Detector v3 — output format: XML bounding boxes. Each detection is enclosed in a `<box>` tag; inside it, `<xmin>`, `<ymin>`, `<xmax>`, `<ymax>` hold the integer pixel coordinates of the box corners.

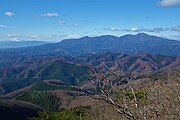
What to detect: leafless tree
<box><xmin>79</xmin><ymin>61</ymin><xmax>180</xmax><ymax>120</ymax></box>
<box><xmin>86</xmin><ymin>62</ymin><xmax>150</xmax><ymax>120</ymax></box>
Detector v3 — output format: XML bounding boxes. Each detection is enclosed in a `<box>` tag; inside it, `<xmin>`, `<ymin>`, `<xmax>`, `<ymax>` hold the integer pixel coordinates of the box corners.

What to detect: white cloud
<box><xmin>103</xmin><ymin>27</ymin><xmax>120</xmax><ymax>31</ymax></box>
<box><xmin>122</xmin><ymin>27</ymin><xmax>168</xmax><ymax>33</ymax></box>
<box><xmin>7</xmin><ymin>34</ymin><xmax>21</xmax><ymax>37</ymax></box>
<box><xmin>131</xmin><ymin>28</ymin><xmax>140</xmax><ymax>32</ymax></box>
<box><xmin>4</xmin><ymin>12</ymin><xmax>15</xmax><ymax>17</ymax></box>
<box><xmin>73</xmin><ymin>24</ymin><xmax>79</xmax><ymax>27</ymax></box>
<box><xmin>58</xmin><ymin>20</ymin><xmax>65</xmax><ymax>24</ymax></box>
<box><xmin>171</xmin><ymin>26</ymin><xmax>180</xmax><ymax>31</ymax></box>
<box><xmin>0</xmin><ymin>25</ymin><xmax>14</xmax><ymax>29</ymax></box>
<box><xmin>41</xmin><ymin>12</ymin><xmax>59</xmax><ymax>17</ymax></box>
<box><xmin>159</xmin><ymin>0</ymin><xmax>180</xmax><ymax>7</ymax></box>
<box><xmin>4</xmin><ymin>34</ymin><xmax>21</xmax><ymax>41</ymax></box>
<box><xmin>38</xmin><ymin>34</ymin><xmax>83</xmax><ymax>41</ymax></box>
<box><xmin>70</xmin><ymin>24</ymin><xmax>79</xmax><ymax>27</ymax></box>
<box><xmin>63</xmin><ymin>34</ymin><xmax>82</xmax><ymax>39</ymax></box>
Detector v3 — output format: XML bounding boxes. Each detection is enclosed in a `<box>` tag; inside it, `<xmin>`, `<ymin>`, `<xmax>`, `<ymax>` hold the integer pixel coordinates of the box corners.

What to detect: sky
<box><xmin>0</xmin><ymin>0</ymin><xmax>180</xmax><ymax>42</ymax></box>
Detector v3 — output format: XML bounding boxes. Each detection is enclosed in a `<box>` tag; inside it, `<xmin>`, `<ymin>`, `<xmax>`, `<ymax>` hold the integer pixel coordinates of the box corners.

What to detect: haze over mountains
<box><xmin>1</xmin><ymin>33</ymin><xmax>179</xmax><ymax>56</ymax></box>
<box><xmin>0</xmin><ymin>41</ymin><xmax>48</xmax><ymax>49</ymax></box>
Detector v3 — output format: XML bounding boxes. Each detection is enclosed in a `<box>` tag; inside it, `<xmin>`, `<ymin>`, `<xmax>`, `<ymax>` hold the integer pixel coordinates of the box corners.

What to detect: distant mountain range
<box><xmin>1</xmin><ymin>33</ymin><xmax>180</xmax><ymax>56</ymax></box>
<box><xmin>0</xmin><ymin>41</ymin><xmax>48</xmax><ymax>49</ymax></box>
<box><xmin>53</xmin><ymin>33</ymin><xmax>180</xmax><ymax>56</ymax></box>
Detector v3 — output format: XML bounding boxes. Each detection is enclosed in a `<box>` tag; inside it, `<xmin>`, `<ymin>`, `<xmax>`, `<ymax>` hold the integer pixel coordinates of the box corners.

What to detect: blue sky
<box><xmin>0</xmin><ymin>0</ymin><xmax>180</xmax><ymax>41</ymax></box>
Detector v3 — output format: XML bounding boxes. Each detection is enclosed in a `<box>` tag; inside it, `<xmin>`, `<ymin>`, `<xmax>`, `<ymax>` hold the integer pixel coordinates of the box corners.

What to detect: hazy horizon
<box><xmin>0</xmin><ymin>33</ymin><xmax>180</xmax><ymax>43</ymax></box>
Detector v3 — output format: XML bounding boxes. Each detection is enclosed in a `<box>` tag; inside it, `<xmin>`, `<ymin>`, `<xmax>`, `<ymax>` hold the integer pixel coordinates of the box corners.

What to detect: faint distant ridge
<box><xmin>0</xmin><ymin>41</ymin><xmax>48</xmax><ymax>49</ymax></box>
<box><xmin>1</xmin><ymin>33</ymin><xmax>180</xmax><ymax>56</ymax></box>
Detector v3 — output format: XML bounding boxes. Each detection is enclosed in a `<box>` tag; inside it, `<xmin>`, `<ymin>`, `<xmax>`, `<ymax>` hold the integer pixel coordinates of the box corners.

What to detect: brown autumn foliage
<box><xmin>86</xmin><ymin>63</ymin><xmax>180</xmax><ymax>120</ymax></box>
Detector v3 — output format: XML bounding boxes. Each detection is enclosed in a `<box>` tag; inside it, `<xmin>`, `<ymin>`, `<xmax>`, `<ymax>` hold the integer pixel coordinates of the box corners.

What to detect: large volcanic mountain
<box><xmin>0</xmin><ymin>33</ymin><xmax>180</xmax><ymax>56</ymax></box>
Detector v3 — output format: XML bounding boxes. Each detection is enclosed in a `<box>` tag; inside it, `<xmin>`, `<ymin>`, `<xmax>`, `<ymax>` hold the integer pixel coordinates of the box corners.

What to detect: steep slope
<box><xmin>15</xmin><ymin>90</ymin><xmax>60</xmax><ymax>112</ymax></box>
<box><xmin>78</xmin><ymin>53</ymin><xmax>180</xmax><ymax>76</ymax></box>
<box><xmin>0</xmin><ymin>60</ymin><xmax>90</xmax><ymax>95</ymax></box>
<box><xmin>36</xmin><ymin>60</ymin><xmax>90</xmax><ymax>85</ymax></box>
<box><xmin>0</xmin><ymin>99</ymin><xmax>42</xmax><ymax>120</ymax></box>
